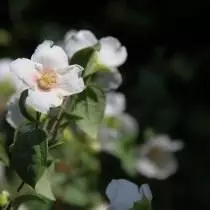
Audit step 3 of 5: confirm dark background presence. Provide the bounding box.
[1,0,210,209]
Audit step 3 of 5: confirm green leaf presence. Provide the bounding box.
[68,85,105,139]
[11,127,48,187]
[19,89,36,122]
[12,194,46,210]
[0,137,9,166]
[70,47,109,78]
[35,163,56,201]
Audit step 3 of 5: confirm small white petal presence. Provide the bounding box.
[6,94,26,128]
[106,179,141,209]
[64,30,98,59]
[10,58,39,90]
[99,37,127,67]
[31,40,68,69]
[26,89,63,114]
[57,65,85,96]
[95,68,122,91]
[139,184,152,201]
[105,92,126,117]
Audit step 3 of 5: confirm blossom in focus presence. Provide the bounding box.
[9,40,85,114]
[106,179,152,210]
[136,134,184,180]
[64,30,127,90]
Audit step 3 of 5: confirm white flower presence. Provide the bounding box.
[64,30,98,59]
[106,179,152,210]
[0,58,12,82]
[136,135,184,180]
[94,68,122,91]
[98,92,139,154]
[64,30,127,68]
[64,30,127,90]
[9,40,85,114]
[6,94,26,129]
[0,58,22,89]
[105,92,126,117]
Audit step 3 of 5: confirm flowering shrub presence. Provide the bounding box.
[0,29,183,210]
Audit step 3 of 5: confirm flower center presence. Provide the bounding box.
[37,70,57,91]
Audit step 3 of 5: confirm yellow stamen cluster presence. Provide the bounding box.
[37,70,57,91]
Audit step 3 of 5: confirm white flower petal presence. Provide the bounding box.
[10,58,39,90]
[26,89,63,114]
[106,179,141,209]
[98,127,119,154]
[105,92,126,117]
[139,184,152,201]
[0,58,12,82]
[136,143,179,180]
[31,40,68,69]
[64,30,98,59]
[95,68,122,91]
[99,37,127,67]
[57,65,85,96]
[6,94,26,129]
[116,113,139,138]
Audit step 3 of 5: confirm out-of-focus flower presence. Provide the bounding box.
[136,134,184,180]
[9,40,85,114]
[64,30,127,90]
[0,58,12,83]
[106,179,152,210]
[105,92,126,117]
[64,30,127,67]
[98,92,138,154]
[0,58,23,88]
[6,94,26,128]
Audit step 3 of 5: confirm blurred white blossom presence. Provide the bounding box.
[64,30,127,90]
[106,179,152,210]
[0,58,22,89]
[9,40,85,114]
[98,92,138,154]
[6,94,26,128]
[64,30,127,67]
[105,92,126,117]
[136,134,184,180]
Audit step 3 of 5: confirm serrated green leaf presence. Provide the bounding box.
[35,163,56,201]
[12,194,46,210]
[11,127,48,187]
[68,85,105,139]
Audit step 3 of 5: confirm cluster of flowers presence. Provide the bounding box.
[0,29,184,209]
